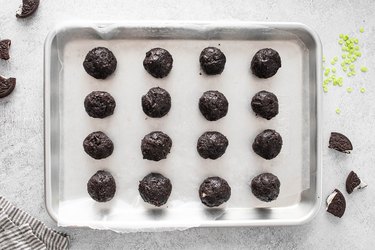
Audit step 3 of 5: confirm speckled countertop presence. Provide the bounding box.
[1,0,374,249]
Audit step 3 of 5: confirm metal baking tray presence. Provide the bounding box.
[44,21,322,231]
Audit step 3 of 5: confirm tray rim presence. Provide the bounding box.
[44,21,322,228]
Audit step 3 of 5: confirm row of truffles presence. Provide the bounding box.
[83,88,279,121]
[82,46,282,79]
[83,129,282,162]
[87,170,281,206]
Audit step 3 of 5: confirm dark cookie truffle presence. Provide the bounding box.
[197,131,229,160]
[87,170,116,202]
[199,90,229,121]
[199,177,231,207]
[143,48,173,78]
[252,129,282,160]
[84,91,116,118]
[0,76,16,98]
[199,47,226,75]
[141,131,172,161]
[16,0,40,18]
[251,48,281,78]
[138,173,172,207]
[83,47,117,79]
[326,189,346,218]
[328,132,353,154]
[0,40,11,60]
[251,90,279,120]
[83,131,114,160]
[251,173,280,202]
[142,87,171,118]
[346,171,367,194]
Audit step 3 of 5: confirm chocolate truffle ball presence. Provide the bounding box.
[142,87,171,118]
[87,170,116,202]
[199,47,226,75]
[143,48,173,78]
[83,47,117,79]
[199,90,228,121]
[251,90,279,120]
[83,131,114,160]
[197,131,229,160]
[84,91,116,118]
[199,177,231,207]
[138,173,172,207]
[251,48,281,78]
[251,173,280,202]
[141,131,172,161]
[252,129,282,160]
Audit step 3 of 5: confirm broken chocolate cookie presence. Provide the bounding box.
[16,0,40,18]
[0,75,16,98]
[328,132,353,154]
[346,171,367,194]
[326,189,346,218]
[0,40,11,60]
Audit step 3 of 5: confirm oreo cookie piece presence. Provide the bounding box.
[138,173,172,207]
[252,129,283,160]
[0,40,11,60]
[84,91,116,118]
[87,170,116,202]
[328,132,353,154]
[142,87,171,118]
[143,48,173,78]
[199,90,229,121]
[251,48,281,79]
[251,90,279,120]
[199,176,231,207]
[141,131,172,161]
[16,0,40,18]
[83,47,117,79]
[0,75,16,98]
[251,173,280,202]
[199,47,226,75]
[197,131,229,160]
[326,189,346,218]
[346,171,367,194]
[83,131,114,160]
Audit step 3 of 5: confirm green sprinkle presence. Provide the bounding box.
[360,87,366,93]
[360,27,364,33]
[355,51,362,57]
[343,66,347,72]
[349,64,355,70]
[345,59,351,64]
[339,40,344,45]
[333,56,338,61]
[330,60,336,65]
[354,46,360,50]
[354,38,359,44]
[343,35,349,41]
[342,54,347,59]
[323,86,328,93]
[336,108,341,114]
[347,72,352,77]
[347,87,353,93]
[360,66,368,72]
[339,34,344,38]
[332,67,336,73]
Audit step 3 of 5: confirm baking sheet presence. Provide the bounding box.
[45,22,321,231]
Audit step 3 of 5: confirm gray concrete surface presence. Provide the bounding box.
[1,0,374,249]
